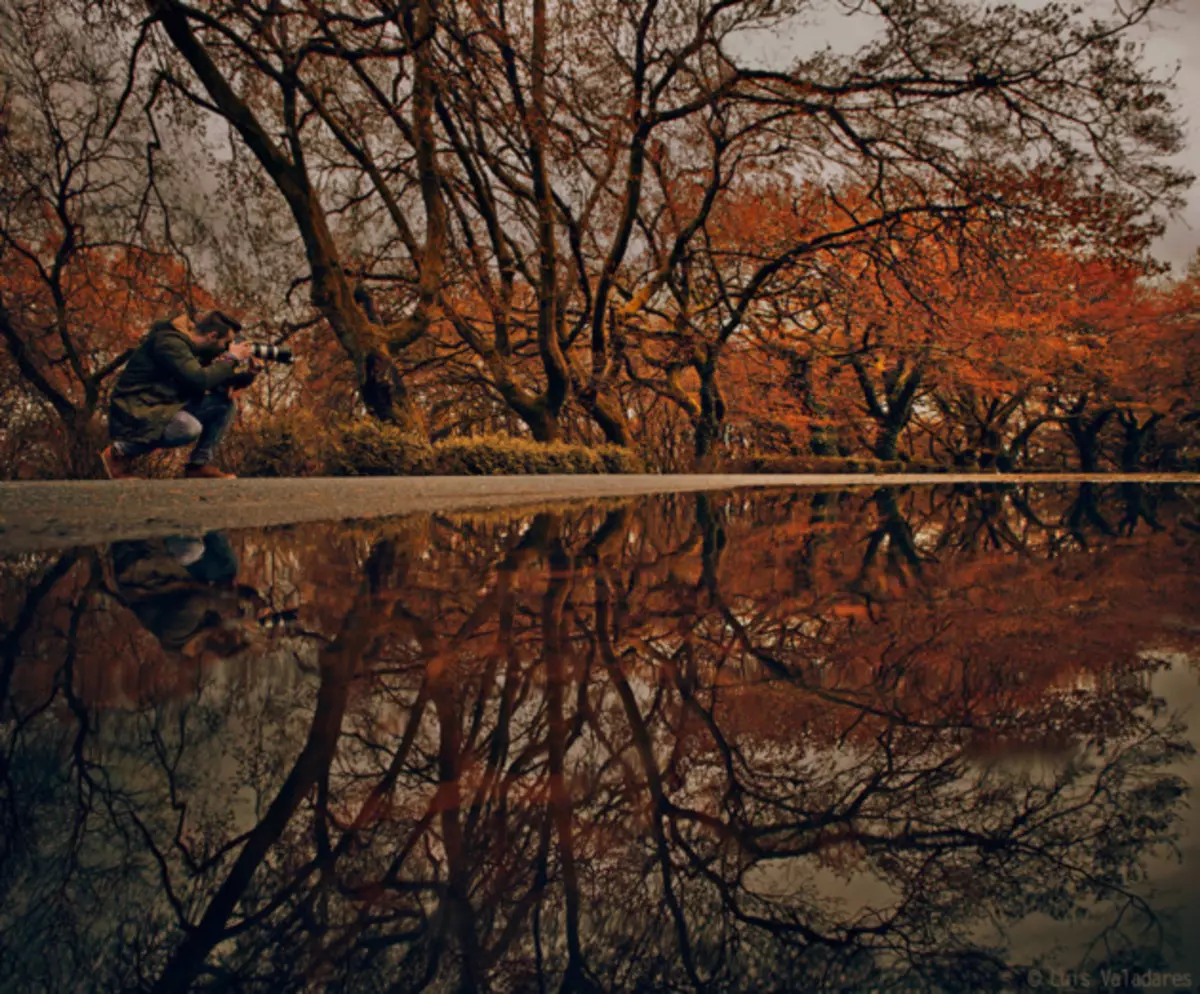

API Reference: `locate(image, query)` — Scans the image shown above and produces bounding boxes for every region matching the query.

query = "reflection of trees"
[0,485,1196,991]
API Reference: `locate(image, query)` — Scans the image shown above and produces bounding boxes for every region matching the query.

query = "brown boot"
[100,445,141,480]
[183,463,236,480]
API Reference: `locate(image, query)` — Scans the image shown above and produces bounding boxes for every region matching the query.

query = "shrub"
[236,418,322,477]
[228,407,334,477]
[233,419,645,477]
[596,443,646,474]
[726,454,950,474]
[325,419,434,476]
[434,435,597,475]
[432,435,640,475]
[905,459,954,473]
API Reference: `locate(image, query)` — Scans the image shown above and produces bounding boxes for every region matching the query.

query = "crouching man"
[101,310,257,480]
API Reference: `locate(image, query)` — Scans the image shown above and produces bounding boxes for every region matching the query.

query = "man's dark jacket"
[111,533,241,650]
[108,322,241,445]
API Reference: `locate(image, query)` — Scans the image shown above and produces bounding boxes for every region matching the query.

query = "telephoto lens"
[249,343,293,363]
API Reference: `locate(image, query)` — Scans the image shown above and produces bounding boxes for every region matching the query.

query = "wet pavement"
[1,482,1198,992]
[2,473,1197,553]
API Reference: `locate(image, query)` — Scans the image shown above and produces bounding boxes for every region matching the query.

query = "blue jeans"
[115,392,234,466]
[165,531,239,583]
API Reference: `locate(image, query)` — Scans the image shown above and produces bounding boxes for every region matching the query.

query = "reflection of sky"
[4,488,1196,988]
[753,652,1200,976]
[1144,657,1200,975]
[1002,654,1200,975]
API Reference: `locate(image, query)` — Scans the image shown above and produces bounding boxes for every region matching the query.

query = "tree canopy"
[1,0,1197,477]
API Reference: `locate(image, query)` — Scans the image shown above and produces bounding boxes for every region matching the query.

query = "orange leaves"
[1,241,203,379]
[829,602,871,620]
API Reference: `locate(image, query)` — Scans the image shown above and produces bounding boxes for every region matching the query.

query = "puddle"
[1,483,1197,991]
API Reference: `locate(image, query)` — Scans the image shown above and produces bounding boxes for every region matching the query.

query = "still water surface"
[1,484,1197,992]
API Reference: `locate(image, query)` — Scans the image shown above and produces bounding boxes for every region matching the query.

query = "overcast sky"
[737,0,1200,273]
[1138,0,1200,272]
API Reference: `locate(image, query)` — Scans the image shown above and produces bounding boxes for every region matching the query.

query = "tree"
[123,0,1185,456]
[138,0,446,430]
[0,1,206,477]
[3,485,1197,988]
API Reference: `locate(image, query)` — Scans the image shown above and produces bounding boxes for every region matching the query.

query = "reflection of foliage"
[0,485,1195,991]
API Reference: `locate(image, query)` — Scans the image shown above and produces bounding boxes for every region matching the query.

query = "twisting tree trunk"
[527,0,569,441]
[1117,410,1162,471]
[693,354,727,466]
[149,0,442,433]
[787,356,836,456]
[0,298,135,476]
[850,355,925,461]
[1061,399,1115,472]
[578,309,634,446]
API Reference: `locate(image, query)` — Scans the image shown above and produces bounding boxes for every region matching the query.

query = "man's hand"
[226,369,259,391]
[226,341,254,363]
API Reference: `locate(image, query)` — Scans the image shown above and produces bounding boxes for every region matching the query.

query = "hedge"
[236,422,644,477]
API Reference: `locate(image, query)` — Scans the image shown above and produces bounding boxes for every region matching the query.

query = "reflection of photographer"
[102,310,260,480]
[110,531,263,657]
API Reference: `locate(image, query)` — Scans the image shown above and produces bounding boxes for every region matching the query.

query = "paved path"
[1,473,1197,554]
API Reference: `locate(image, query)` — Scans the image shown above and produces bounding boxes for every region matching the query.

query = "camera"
[248,343,293,364]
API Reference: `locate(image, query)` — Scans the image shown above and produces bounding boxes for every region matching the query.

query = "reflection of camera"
[257,608,299,630]
[248,343,293,364]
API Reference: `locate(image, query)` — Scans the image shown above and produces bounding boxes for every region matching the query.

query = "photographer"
[101,310,258,480]
[109,530,264,658]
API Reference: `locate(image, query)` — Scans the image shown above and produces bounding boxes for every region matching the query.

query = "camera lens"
[249,344,293,363]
